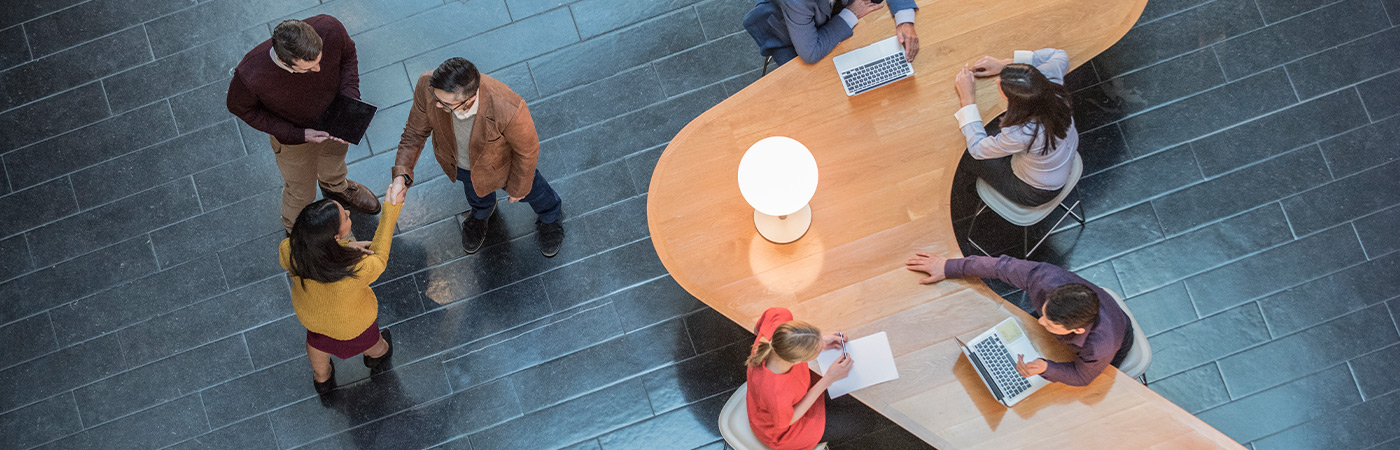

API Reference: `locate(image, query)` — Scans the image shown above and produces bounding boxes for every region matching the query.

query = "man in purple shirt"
[906,253,1133,386]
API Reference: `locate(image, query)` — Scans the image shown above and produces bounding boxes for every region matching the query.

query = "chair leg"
[762,56,772,76]
[1138,374,1148,385]
[966,204,992,256]
[1025,200,1082,258]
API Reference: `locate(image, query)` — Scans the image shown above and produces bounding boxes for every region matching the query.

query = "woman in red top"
[745,307,855,450]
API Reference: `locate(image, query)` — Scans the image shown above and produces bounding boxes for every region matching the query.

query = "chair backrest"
[743,0,791,57]
[1103,288,1152,379]
[975,152,1084,226]
[719,383,827,450]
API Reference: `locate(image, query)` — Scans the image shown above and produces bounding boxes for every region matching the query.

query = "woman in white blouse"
[953,48,1078,207]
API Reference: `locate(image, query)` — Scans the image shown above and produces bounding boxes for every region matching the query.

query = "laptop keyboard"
[840,53,912,95]
[974,334,1032,399]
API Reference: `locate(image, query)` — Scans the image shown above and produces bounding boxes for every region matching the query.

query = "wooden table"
[645,0,1246,448]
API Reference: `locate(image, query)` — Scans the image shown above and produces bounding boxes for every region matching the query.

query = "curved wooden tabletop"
[646,0,1245,448]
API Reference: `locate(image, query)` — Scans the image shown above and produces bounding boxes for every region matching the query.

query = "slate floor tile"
[1144,302,1271,379]
[0,334,125,414]
[527,9,707,97]
[1191,88,1369,177]
[1217,304,1399,397]
[1153,146,1330,235]
[506,337,654,413]
[829,424,932,450]
[49,256,227,346]
[541,238,667,310]
[1256,0,1342,22]
[73,335,253,426]
[215,230,285,289]
[1077,123,1132,176]
[1358,69,1400,121]
[1214,0,1391,80]
[695,0,751,39]
[505,0,576,20]
[640,342,748,413]
[200,358,314,428]
[537,84,727,179]
[1112,204,1292,297]
[684,307,754,354]
[353,0,512,73]
[1092,0,1263,78]
[151,188,283,268]
[192,148,283,212]
[467,380,653,450]
[596,392,726,450]
[358,63,414,111]
[294,378,521,450]
[1285,27,1400,99]
[0,26,152,112]
[441,301,622,391]
[1257,251,1400,336]
[1196,364,1361,444]
[241,314,303,370]
[117,275,290,366]
[1355,206,1400,258]
[166,415,279,450]
[0,81,111,153]
[1323,114,1400,179]
[0,236,158,325]
[0,393,82,450]
[0,178,78,239]
[0,26,32,72]
[654,32,761,97]
[402,6,576,76]
[142,0,317,58]
[168,77,237,133]
[1253,389,1400,450]
[27,178,202,266]
[1282,160,1400,235]
[1186,225,1366,316]
[530,65,666,140]
[101,25,268,114]
[1147,362,1231,413]
[270,0,443,36]
[571,0,706,39]
[1034,202,1165,271]
[1074,144,1201,216]
[1135,0,1215,24]
[624,144,666,194]
[1351,343,1400,400]
[33,394,208,450]
[2,102,177,190]
[268,357,452,449]
[1119,68,1297,156]
[0,313,56,372]
[1071,48,1226,132]
[23,0,192,58]
[607,275,702,331]
[1124,282,1199,336]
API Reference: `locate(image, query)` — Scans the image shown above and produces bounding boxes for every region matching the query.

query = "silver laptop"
[833,36,914,96]
[955,317,1051,406]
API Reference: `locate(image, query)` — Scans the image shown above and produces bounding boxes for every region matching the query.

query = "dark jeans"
[809,372,880,445]
[458,168,562,223]
[1109,320,1135,368]
[960,152,1062,207]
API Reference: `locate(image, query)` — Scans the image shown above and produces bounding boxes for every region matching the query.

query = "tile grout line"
[1346,360,1367,401]
[1278,200,1299,240]
[99,79,115,116]
[1281,65,1302,103]
[1208,46,1229,82]
[1351,222,1371,260]
[1250,0,1269,25]
[142,24,157,62]
[190,175,206,214]
[197,392,213,434]
[1355,85,1377,123]
[166,99,181,135]
[45,310,61,350]
[21,22,33,61]
[240,333,255,371]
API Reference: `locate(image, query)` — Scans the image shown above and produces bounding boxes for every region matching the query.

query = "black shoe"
[313,363,336,395]
[461,204,495,254]
[537,220,564,257]
[363,328,393,371]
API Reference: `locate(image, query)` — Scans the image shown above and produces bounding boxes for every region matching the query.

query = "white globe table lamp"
[738,136,818,244]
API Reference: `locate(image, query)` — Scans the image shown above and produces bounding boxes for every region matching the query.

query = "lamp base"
[754,205,812,244]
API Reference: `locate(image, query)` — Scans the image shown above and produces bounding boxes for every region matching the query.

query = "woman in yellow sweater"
[279,194,403,394]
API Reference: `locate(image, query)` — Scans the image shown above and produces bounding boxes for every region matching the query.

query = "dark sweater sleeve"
[334,22,360,99]
[943,255,1044,291]
[226,74,304,145]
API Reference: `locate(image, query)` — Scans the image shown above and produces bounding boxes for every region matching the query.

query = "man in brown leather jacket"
[386,57,564,257]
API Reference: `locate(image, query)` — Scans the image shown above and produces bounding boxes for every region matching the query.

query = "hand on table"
[895,23,919,61]
[905,252,948,284]
[970,56,1012,77]
[954,65,976,107]
[846,0,884,19]
[1015,354,1047,377]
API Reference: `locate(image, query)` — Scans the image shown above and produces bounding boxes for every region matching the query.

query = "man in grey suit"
[764,0,920,65]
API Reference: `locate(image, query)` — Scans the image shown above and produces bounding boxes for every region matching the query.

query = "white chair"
[719,383,829,450]
[967,153,1085,257]
[1103,288,1152,384]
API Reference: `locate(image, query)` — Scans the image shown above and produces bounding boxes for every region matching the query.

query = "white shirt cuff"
[1013,50,1034,65]
[894,9,916,24]
[838,9,858,28]
[954,104,983,128]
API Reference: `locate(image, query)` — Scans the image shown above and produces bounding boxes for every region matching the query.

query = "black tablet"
[317,95,377,145]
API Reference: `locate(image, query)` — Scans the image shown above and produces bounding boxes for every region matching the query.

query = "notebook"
[317,94,377,145]
[815,331,900,398]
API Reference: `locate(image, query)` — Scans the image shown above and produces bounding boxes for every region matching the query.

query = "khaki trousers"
[271,136,350,233]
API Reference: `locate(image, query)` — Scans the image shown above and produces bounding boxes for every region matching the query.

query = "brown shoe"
[322,179,382,215]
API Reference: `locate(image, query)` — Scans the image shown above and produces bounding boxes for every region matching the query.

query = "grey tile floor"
[0,0,1396,449]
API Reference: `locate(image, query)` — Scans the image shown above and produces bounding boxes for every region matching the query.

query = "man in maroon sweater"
[227,16,380,233]
[906,253,1133,386]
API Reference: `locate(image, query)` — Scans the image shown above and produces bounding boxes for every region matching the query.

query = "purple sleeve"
[943,255,1042,291]
[1040,336,1115,386]
[226,74,304,145]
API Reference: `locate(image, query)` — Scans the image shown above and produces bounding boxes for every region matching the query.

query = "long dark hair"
[998,63,1072,155]
[287,199,363,287]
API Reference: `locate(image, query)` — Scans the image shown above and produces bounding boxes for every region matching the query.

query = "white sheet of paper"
[815,332,899,398]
